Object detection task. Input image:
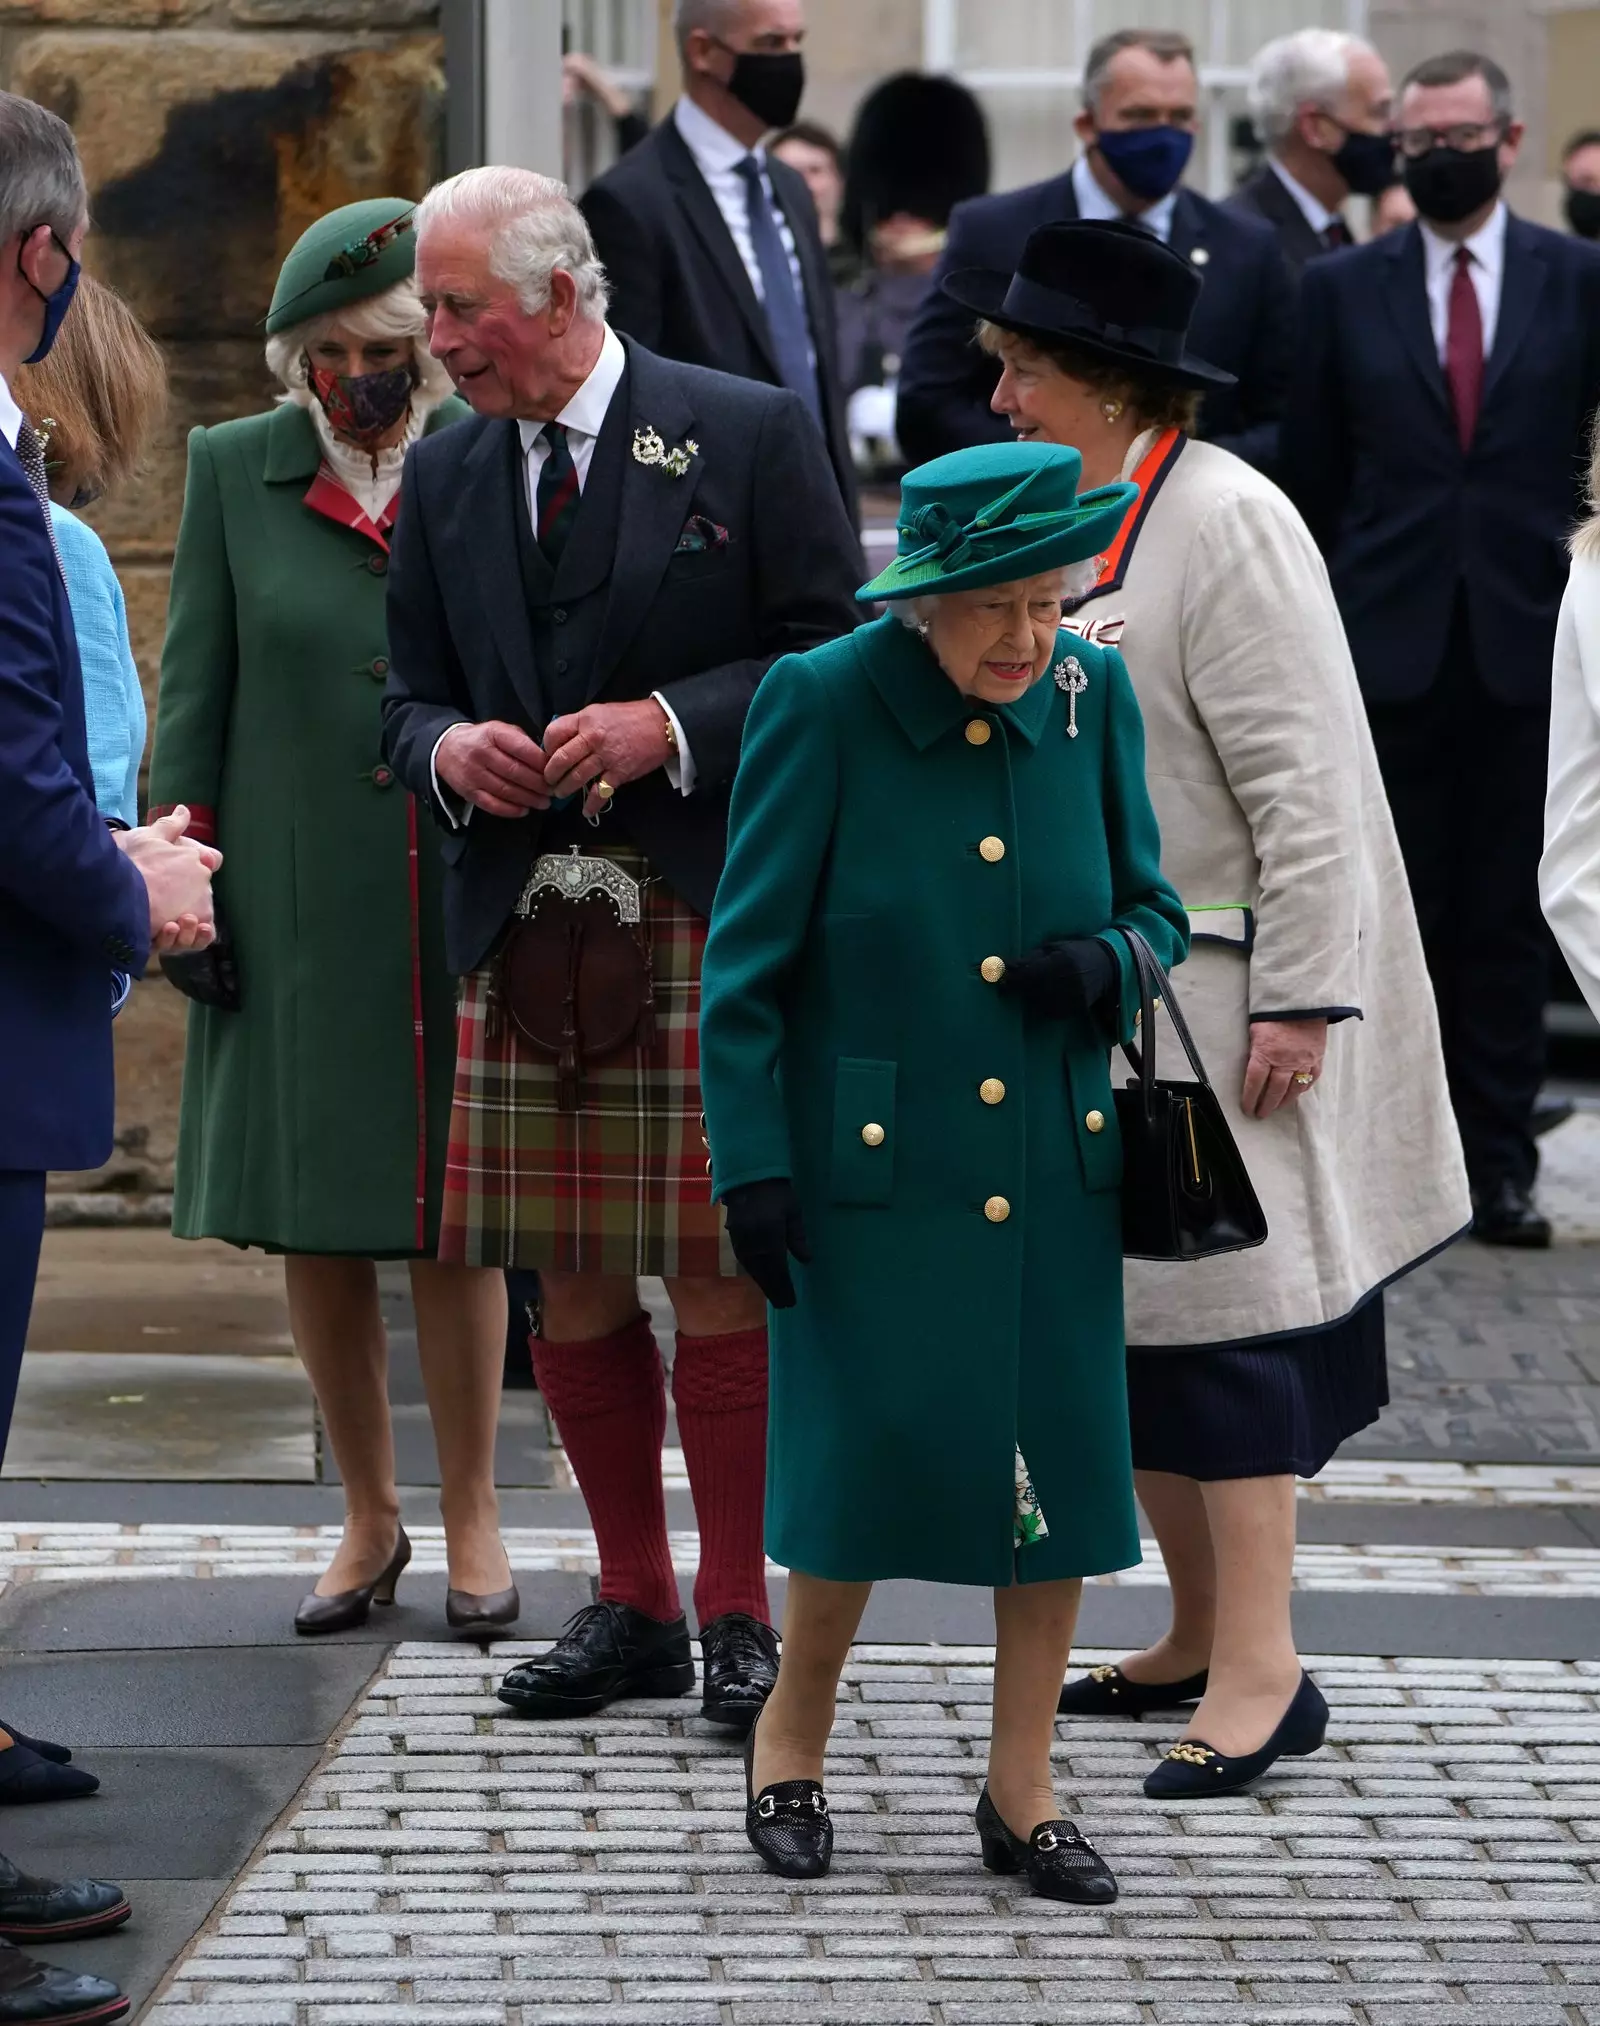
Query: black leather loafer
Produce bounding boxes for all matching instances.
[0,1859,129,1945]
[497,1601,695,1719]
[700,1613,779,1732]
[0,1731,67,1769]
[1471,1181,1552,1249]
[1143,1671,1329,1799]
[1058,1663,1208,1718]
[294,1528,410,1637]
[743,1727,831,1878]
[0,1940,127,2023]
[975,1787,1116,1904]
[0,1749,96,1807]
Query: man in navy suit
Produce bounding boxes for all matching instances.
[1283,51,1600,1248]
[896,26,1295,471]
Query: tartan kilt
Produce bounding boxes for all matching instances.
[438,847,737,1278]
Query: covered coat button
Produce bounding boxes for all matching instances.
[980,955,1006,984]
[861,1123,886,1147]
[964,719,991,745]
[979,1079,1005,1105]
[372,765,394,789]
[370,655,389,677]
[978,835,1005,862]
[365,553,388,576]
[1086,1110,1105,1133]
[984,1195,1011,1223]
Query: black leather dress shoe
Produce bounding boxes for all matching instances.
[1058,1662,1208,1719]
[0,1859,129,1944]
[0,1733,66,1770]
[975,1787,1116,1904]
[1533,1097,1575,1138]
[1471,1181,1552,1249]
[0,1939,127,2023]
[497,1601,695,1719]
[1143,1671,1329,1799]
[743,1727,831,1878]
[700,1614,778,1732]
[0,1750,96,1807]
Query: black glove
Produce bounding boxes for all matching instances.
[1000,935,1118,1020]
[721,1178,812,1310]
[160,907,240,1013]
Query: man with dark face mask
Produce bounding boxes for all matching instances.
[579,0,855,516]
[1230,28,1396,273]
[1284,50,1600,1250]
[896,25,1295,472]
[1561,130,1600,240]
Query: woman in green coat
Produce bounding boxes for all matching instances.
[149,200,515,1638]
[700,441,1188,1901]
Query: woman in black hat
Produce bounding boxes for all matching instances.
[942,220,1470,1800]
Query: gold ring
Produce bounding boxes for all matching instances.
[1292,1071,1316,1088]
[595,779,615,801]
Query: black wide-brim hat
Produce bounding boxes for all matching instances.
[945,217,1236,391]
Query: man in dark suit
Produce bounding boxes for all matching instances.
[578,0,854,513]
[1228,27,1396,273]
[385,166,861,1729]
[897,26,1294,472]
[1283,50,1600,1247]
[1,87,221,2025]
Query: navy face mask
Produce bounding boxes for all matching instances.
[19,229,80,365]
[1331,126,1399,197]
[1094,125,1194,202]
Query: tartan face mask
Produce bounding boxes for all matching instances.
[306,361,415,448]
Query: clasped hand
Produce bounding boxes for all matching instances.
[436,702,671,821]
[117,805,222,955]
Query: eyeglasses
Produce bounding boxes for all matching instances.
[1395,121,1505,159]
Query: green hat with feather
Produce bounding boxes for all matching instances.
[265,198,419,334]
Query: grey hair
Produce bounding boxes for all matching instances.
[263,276,455,407]
[1082,28,1195,115]
[894,559,1103,630]
[0,90,87,249]
[1249,29,1375,149]
[673,0,744,57]
[414,165,610,320]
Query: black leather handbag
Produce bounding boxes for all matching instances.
[1112,926,1267,1262]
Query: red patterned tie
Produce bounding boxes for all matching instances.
[1445,244,1483,451]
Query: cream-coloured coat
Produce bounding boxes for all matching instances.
[1542,553,1600,1020]
[1067,433,1470,1347]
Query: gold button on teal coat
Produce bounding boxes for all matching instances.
[700,614,1189,1586]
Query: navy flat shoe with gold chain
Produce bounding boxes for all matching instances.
[1058,1662,1208,1718]
[1143,1672,1328,1799]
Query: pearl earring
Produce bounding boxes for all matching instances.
[1102,399,1124,423]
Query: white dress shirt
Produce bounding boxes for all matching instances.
[1419,200,1506,364]
[0,369,22,450]
[674,95,810,315]
[1267,157,1342,238]
[1071,152,1179,245]
[431,321,696,821]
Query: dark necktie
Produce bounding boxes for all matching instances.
[733,154,822,424]
[1322,217,1353,250]
[14,416,63,574]
[535,421,580,566]
[1445,244,1484,451]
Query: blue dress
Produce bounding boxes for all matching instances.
[49,506,145,828]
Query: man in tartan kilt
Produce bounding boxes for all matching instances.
[382,166,861,1727]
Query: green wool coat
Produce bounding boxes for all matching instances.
[699,614,1189,1587]
[148,398,470,1256]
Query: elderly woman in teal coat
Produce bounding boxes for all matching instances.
[699,440,1189,1903]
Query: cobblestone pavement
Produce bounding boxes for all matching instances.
[147,1641,1600,2026]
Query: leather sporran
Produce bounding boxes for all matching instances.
[1111,926,1268,1262]
[491,849,657,1111]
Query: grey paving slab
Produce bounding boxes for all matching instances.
[29,1877,228,2020]
[1292,1503,1600,1548]
[0,1645,379,1746]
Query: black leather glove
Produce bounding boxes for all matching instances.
[1000,935,1119,1020]
[160,907,240,1013]
[721,1178,812,1310]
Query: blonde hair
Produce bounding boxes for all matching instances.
[1575,406,1600,558]
[12,271,167,504]
[264,276,454,408]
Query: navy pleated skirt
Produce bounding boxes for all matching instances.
[1125,1294,1388,1481]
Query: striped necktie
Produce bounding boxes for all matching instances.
[536,421,581,567]
[14,416,64,575]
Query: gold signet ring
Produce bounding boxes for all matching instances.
[595,779,616,801]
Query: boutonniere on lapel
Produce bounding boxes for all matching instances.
[632,424,699,479]
[1054,654,1089,738]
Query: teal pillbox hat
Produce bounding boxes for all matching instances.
[858,440,1137,602]
[265,197,419,335]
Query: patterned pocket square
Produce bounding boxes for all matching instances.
[675,514,730,554]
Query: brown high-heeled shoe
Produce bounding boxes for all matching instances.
[294,1528,410,1636]
[445,1581,521,1639]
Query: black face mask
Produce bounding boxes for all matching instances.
[1331,126,1398,198]
[716,45,805,131]
[1403,142,1503,226]
[1565,185,1600,240]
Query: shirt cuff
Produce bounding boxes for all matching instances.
[430,724,474,828]
[652,692,697,797]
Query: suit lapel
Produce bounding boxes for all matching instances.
[456,419,545,722]
[589,342,705,699]
[660,119,779,378]
[1482,214,1546,411]
[1381,224,1450,420]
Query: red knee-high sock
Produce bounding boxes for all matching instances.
[671,1326,771,1628]
[531,1315,680,1624]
